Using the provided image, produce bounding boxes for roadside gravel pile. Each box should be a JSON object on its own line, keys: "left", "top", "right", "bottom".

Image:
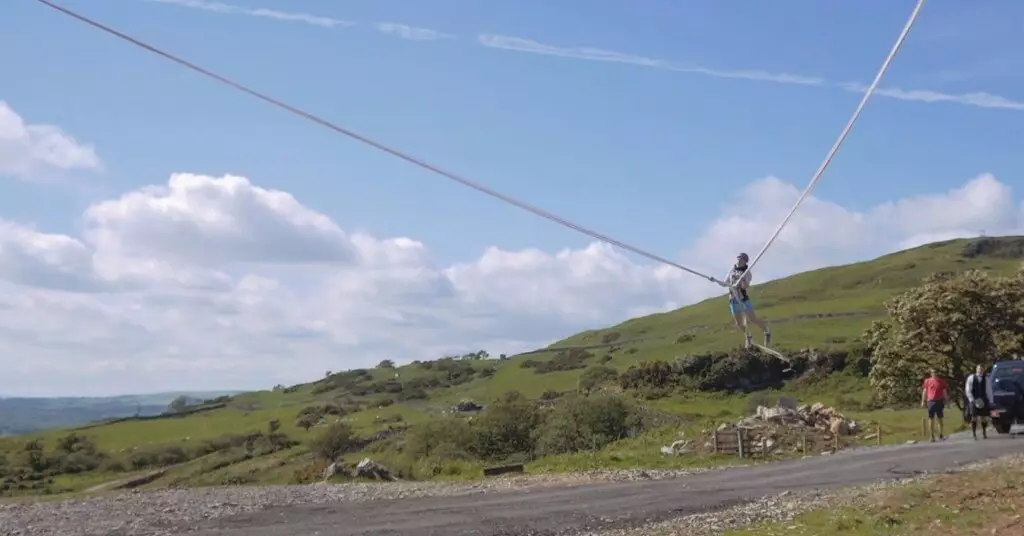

{"left": 0, "top": 467, "right": 729, "bottom": 536}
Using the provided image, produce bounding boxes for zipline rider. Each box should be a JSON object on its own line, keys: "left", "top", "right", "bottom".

{"left": 724, "top": 252, "right": 772, "bottom": 349}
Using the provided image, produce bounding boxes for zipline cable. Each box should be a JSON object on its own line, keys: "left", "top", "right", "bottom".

{"left": 736, "top": 0, "right": 926, "bottom": 284}
{"left": 33, "top": 0, "right": 925, "bottom": 298}
{"left": 32, "top": 0, "right": 726, "bottom": 284}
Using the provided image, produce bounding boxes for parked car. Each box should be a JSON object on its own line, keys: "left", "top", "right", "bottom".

{"left": 987, "top": 359, "right": 1024, "bottom": 435}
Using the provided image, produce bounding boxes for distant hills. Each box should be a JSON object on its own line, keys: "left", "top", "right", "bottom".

{"left": 0, "top": 391, "right": 238, "bottom": 435}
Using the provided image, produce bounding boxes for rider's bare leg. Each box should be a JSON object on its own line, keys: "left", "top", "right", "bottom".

{"left": 744, "top": 310, "right": 772, "bottom": 347}
{"left": 731, "top": 312, "right": 747, "bottom": 332}
{"left": 732, "top": 312, "right": 752, "bottom": 348}
{"left": 745, "top": 311, "right": 768, "bottom": 332}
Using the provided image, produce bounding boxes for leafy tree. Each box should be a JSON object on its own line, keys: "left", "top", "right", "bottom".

{"left": 17, "top": 439, "right": 47, "bottom": 473}
{"left": 309, "top": 422, "right": 355, "bottom": 462}
{"left": 167, "top": 395, "right": 189, "bottom": 414}
{"left": 536, "top": 393, "right": 639, "bottom": 455}
{"left": 866, "top": 270, "right": 1024, "bottom": 406}
{"left": 56, "top": 433, "right": 97, "bottom": 455}
{"left": 295, "top": 405, "right": 324, "bottom": 432}
{"left": 403, "top": 418, "right": 476, "bottom": 461}
{"left": 377, "top": 359, "right": 395, "bottom": 368}
{"left": 474, "top": 391, "right": 541, "bottom": 460}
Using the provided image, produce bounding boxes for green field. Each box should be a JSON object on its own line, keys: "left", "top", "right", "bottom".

{"left": 2, "top": 236, "right": 1021, "bottom": 497}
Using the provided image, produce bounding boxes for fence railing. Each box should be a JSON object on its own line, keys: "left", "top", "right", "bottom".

{"left": 711, "top": 425, "right": 882, "bottom": 458}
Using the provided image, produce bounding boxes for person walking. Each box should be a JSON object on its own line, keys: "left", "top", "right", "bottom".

{"left": 965, "top": 364, "right": 990, "bottom": 440}
{"left": 921, "top": 368, "right": 948, "bottom": 442}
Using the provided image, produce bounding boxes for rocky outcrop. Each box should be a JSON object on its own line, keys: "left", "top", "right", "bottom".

{"left": 710, "top": 401, "right": 866, "bottom": 457}
{"left": 452, "top": 399, "right": 484, "bottom": 413}
{"left": 352, "top": 458, "right": 395, "bottom": 481}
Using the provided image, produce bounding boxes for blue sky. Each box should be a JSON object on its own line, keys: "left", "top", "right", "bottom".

{"left": 4, "top": 0, "right": 1021, "bottom": 264}
{"left": 2, "top": 0, "right": 1024, "bottom": 395}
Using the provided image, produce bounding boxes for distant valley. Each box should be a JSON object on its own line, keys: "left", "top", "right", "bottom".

{"left": 0, "top": 391, "right": 238, "bottom": 435}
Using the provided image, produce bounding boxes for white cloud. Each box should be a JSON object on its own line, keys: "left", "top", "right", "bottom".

{"left": 478, "top": 34, "right": 1024, "bottom": 111}
{"left": 842, "top": 83, "right": 1024, "bottom": 111}
{"left": 375, "top": 23, "right": 454, "bottom": 41}
{"left": 0, "top": 101, "right": 101, "bottom": 181}
{"left": 687, "top": 173, "right": 1021, "bottom": 281}
{"left": 145, "top": 0, "right": 352, "bottom": 28}
{"left": 142, "top": 1, "right": 1024, "bottom": 111}
{"left": 83, "top": 173, "right": 358, "bottom": 266}
{"left": 476, "top": 35, "right": 826, "bottom": 86}
{"left": 0, "top": 162, "right": 1020, "bottom": 396}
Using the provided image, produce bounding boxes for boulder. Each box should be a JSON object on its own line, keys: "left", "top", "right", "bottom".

{"left": 829, "top": 417, "right": 850, "bottom": 436}
{"left": 353, "top": 458, "right": 395, "bottom": 481}
{"left": 659, "top": 439, "right": 692, "bottom": 456}
{"left": 321, "top": 462, "right": 340, "bottom": 482}
{"left": 453, "top": 399, "right": 484, "bottom": 413}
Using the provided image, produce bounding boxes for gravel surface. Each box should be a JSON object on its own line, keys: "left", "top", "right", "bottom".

{"left": 589, "top": 479, "right": 924, "bottom": 536}
{"left": 0, "top": 467, "right": 728, "bottom": 536}
{"left": 593, "top": 453, "right": 1024, "bottom": 536}
{"left": 3, "top": 444, "right": 1021, "bottom": 536}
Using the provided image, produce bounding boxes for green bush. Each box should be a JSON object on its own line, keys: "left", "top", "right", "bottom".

{"left": 536, "top": 393, "right": 641, "bottom": 456}
{"left": 473, "top": 391, "right": 542, "bottom": 461}
{"left": 402, "top": 418, "right": 476, "bottom": 461}
{"left": 129, "top": 445, "right": 188, "bottom": 470}
{"left": 310, "top": 422, "right": 356, "bottom": 462}
{"left": 618, "top": 360, "right": 679, "bottom": 391}
{"left": 578, "top": 364, "right": 618, "bottom": 394}
{"left": 521, "top": 349, "right": 594, "bottom": 374}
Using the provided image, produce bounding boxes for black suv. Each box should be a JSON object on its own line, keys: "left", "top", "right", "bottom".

{"left": 988, "top": 359, "right": 1024, "bottom": 435}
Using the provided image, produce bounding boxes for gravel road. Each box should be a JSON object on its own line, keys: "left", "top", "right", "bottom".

{"left": 4, "top": 430, "right": 1023, "bottom": 536}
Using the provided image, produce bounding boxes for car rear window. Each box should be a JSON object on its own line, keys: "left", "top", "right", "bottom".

{"left": 993, "top": 365, "right": 1024, "bottom": 384}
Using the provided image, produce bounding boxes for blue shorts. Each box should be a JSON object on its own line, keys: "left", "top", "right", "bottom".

{"left": 729, "top": 298, "right": 754, "bottom": 316}
{"left": 927, "top": 400, "right": 945, "bottom": 419}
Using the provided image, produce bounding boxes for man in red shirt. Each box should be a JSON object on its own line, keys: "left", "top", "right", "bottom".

{"left": 921, "top": 368, "right": 948, "bottom": 442}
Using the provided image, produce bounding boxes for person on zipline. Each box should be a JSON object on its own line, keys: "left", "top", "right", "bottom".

{"left": 725, "top": 252, "right": 771, "bottom": 349}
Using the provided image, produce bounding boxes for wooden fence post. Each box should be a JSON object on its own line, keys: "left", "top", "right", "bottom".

{"left": 737, "top": 429, "right": 745, "bottom": 458}
{"left": 833, "top": 433, "right": 839, "bottom": 451}
{"left": 712, "top": 431, "right": 719, "bottom": 454}
{"left": 801, "top": 433, "right": 807, "bottom": 455}
{"left": 876, "top": 425, "right": 882, "bottom": 446}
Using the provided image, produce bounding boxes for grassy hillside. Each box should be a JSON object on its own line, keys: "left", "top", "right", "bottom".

{"left": 2, "top": 236, "right": 1023, "bottom": 497}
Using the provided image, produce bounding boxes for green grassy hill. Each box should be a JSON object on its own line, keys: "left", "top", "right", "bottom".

{"left": 3, "top": 236, "right": 1023, "bottom": 496}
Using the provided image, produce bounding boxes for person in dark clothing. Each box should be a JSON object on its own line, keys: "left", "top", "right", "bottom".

{"left": 964, "top": 364, "right": 990, "bottom": 440}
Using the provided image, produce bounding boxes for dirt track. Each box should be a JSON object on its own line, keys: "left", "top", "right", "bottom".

{"left": 185, "top": 431, "right": 1024, "bottom": 536}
